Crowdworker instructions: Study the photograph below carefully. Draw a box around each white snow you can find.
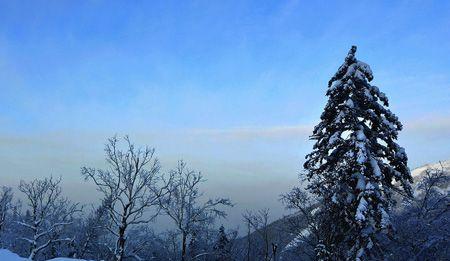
[328,132,341,146]
[330,79,342,91]
[370,157,382,178]
[335,111,345,123]
[344,63,357,79]
[283,228,311,251]
[345,98,354,108]
[379,206,390,228]
[341,60,373,83]
[356,142,367,164]
[365,182,375,191]
[381,116,396,131]
[355,197,368,221]
[47,257,92,261]
[332,193,338,203]
[0,249,91,261]
[356,129,366,141]
[354,70,366,81]
[0,249,27,261]
[356,61,373,79]
[310,207,320,215]
[355,173,366,190]
[363,89,373,101]
[410,159,450,195]
[411,159,450,179]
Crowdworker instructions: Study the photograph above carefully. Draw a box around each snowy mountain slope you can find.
[411,160,450,180]
[410,159,450,195]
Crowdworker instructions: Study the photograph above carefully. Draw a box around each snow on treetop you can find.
[328,45,374,88]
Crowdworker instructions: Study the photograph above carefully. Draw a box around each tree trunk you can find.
[181,232,187,261]
[246,224,251,261]
[116,224,127,261]
[29,227,38,260]
[29,249,37,260]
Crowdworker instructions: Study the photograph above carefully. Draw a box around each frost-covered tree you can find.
[281,187,320,259]
[0,186,13,247]
[304,46,413,260]
[71,199,111,260]
[158,160,232,261]
[17,176,80,260]
[82,136,168,261]
[388,165,449,260]
[242,209,273,261]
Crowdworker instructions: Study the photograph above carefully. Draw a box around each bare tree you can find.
[246,221,251,261]
[280,187,321,259]
[242,209,272,261]
[72,199,111,260]
[0,186,13,246]
[82,136,168,261]
[389,164,450,260]
[17,176,79,260]
[158,160,232,261]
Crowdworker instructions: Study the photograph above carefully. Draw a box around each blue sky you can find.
[1,0,449,227]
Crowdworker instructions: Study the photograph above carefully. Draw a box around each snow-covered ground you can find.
[0,249,27,261]
[47,257,89,261]
[0,249,91,261]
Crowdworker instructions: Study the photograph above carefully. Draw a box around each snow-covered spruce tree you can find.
[304,46,413,260]
[213,225,231,261]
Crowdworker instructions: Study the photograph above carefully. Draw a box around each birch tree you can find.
[158,160,232,261]
[389,165,449,260]
[17,176,79,260]
[243,209,272,261]
[82,136,168,261]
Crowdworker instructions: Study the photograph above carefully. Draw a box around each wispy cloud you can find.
[404,115,450,137]
[190,125,312,141]
[188,115,450,142]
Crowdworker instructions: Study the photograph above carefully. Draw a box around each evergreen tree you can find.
[214,225,231,261]
[304,46,413,260]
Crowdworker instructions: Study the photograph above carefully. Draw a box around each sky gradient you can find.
[1,0,449,229]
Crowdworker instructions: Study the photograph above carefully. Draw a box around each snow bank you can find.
[0,249,27,261]
[47,257,92,261]
[0,249,92,261]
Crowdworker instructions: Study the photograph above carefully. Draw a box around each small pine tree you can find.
[214,225,231,261]
[304,46,413,260]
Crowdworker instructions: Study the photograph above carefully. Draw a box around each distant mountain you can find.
[411,159,450,180]
[235,160,450,260]
[410,160,450,196]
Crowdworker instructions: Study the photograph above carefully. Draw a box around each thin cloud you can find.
[404,115,450,137]
[190,125,313,141]
[190,115,450,142]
